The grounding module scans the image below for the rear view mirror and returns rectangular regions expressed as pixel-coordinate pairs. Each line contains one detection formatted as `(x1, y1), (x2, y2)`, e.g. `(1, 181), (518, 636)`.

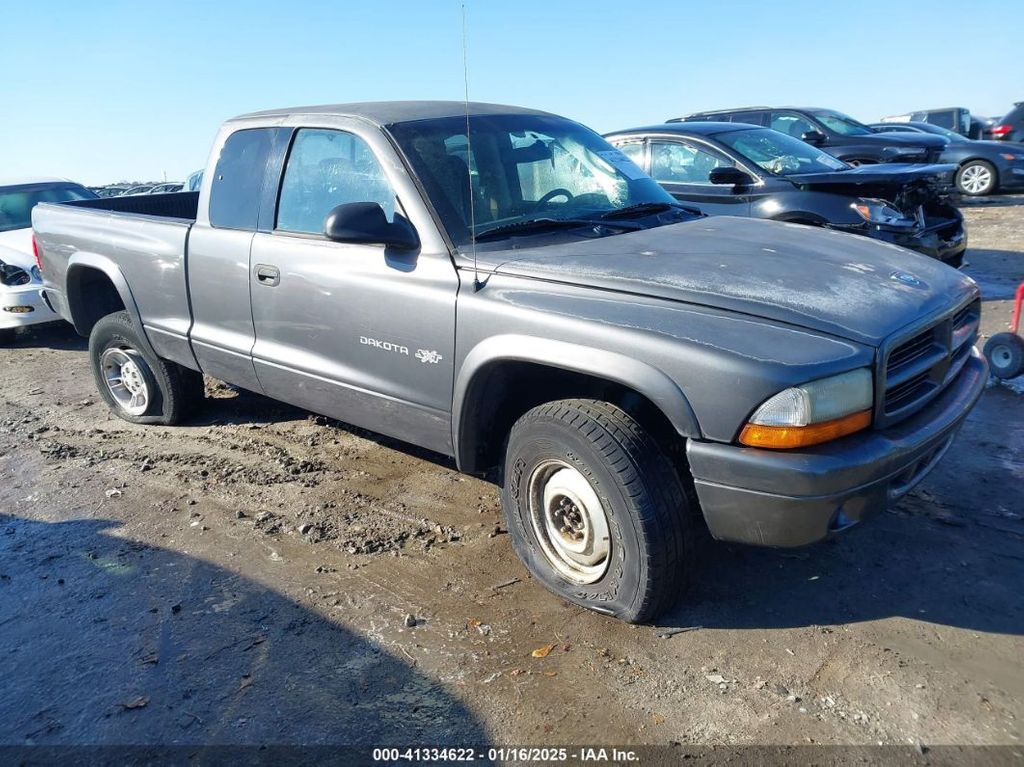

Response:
(801, 130), (827, 146)
(324, 203), (419, 250)
(708, 167), (753, 187)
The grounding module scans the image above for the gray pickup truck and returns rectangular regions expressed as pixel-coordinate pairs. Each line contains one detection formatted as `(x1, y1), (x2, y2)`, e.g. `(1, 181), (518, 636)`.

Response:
(33, 102), (988, 622)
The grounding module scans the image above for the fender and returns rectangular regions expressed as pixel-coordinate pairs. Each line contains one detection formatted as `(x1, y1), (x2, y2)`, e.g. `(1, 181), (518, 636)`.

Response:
(65, 252), (160, 359)
(452, 334), (702, 468)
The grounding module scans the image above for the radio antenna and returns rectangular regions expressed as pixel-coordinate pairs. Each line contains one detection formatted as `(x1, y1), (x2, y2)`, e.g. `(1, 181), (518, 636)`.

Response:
(461, 1), (481, 289)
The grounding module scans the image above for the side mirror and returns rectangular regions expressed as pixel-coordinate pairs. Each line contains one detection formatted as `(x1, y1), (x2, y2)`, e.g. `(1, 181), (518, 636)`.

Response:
(801, 130), (827, 146)
(708, 166), (754, 187)
(324, 202), (419, 250)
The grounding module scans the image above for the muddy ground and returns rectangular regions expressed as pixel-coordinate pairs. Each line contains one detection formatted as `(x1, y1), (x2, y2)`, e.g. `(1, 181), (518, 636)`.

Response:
(1, 200), (1022, 753)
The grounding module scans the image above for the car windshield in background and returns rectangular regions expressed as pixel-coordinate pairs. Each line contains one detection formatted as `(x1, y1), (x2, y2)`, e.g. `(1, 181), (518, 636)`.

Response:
(811, 111), (873, 136)
(388, 114), (678, 245)
(717, 128), (849, 176)
(0, 184), (96, 232)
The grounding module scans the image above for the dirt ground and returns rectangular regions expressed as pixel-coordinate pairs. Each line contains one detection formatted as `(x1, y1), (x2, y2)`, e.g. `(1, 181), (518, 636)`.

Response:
(1, 200), (1022, 753)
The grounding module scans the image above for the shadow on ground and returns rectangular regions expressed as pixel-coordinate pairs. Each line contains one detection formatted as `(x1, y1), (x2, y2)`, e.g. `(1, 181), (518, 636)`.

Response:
(0, 514), (488, 746)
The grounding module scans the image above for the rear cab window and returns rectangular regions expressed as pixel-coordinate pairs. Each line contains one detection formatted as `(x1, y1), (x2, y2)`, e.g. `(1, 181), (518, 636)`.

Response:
(208, 127), (290, 230)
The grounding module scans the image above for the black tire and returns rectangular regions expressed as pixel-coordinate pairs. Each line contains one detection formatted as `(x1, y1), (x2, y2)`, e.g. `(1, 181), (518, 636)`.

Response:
(956, 160), (997, 196)
(89, 311), (204, 425)
(501, 399), (695, 623)
(0, 328), (15, 346)
(984, 332), (1024, 380)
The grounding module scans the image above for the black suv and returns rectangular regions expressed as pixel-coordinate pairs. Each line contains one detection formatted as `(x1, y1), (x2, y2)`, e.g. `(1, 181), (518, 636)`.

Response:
(991, 102), (1024, 143)
(674, 107), (947, 166)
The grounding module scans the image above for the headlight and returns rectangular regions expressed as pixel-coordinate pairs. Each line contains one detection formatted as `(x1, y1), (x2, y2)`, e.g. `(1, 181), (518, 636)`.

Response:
(739, 368), (873, 449)
(0, 263), (31, 287)
(851, 199), (914, 227)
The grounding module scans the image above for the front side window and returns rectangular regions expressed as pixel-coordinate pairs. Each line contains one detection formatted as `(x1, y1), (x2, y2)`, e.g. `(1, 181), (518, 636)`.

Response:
(389, 114), (674, 246)
(0, 184), (95, 232)
(276, 129), (396, 235)
(649, 141), (733, 184)
(770, 112), (818, 140)
(209, 128), (282, 230)
(716, 128), (848, 176)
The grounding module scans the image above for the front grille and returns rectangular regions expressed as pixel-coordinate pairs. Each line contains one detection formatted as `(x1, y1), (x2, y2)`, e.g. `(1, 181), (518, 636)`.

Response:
(880, 299), (980, 424)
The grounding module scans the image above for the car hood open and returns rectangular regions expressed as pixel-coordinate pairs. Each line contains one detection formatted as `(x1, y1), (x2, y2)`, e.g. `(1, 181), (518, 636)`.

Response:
(476, 216), (977, 346)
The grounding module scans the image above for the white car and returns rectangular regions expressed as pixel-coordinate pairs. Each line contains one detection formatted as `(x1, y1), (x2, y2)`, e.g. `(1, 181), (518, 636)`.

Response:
(0, 178), (97, 344)
(0, 243), (55, 344)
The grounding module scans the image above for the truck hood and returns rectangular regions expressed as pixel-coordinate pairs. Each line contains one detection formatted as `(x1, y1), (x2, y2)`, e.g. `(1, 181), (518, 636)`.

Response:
(786, 162), (956, 188)
(479, 217), (977, 346)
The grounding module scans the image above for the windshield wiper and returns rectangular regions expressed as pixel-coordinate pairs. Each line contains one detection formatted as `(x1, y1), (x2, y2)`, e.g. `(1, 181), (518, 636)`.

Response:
(598, 201), (690, 220)
(474, 217), (640, 241)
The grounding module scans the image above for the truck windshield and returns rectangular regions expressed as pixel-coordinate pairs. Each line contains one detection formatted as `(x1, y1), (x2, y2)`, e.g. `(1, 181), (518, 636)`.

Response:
(718, 128), (849, 176)
(0, 184), (97, 232)
(388, 114), (678, 246)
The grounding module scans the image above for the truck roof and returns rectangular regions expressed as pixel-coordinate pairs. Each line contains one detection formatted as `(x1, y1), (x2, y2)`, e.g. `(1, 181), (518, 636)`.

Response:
(231, 101), (554, 127)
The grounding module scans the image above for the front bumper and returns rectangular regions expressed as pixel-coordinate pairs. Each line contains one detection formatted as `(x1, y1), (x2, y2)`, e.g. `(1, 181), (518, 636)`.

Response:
(686, 350), (988, 548)
(876, 219), (967, 268)
(0, 284), (58, 330)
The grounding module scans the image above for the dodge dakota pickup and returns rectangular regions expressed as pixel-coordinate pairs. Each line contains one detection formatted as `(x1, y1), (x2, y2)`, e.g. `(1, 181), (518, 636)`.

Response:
(33, 102), (988, 622)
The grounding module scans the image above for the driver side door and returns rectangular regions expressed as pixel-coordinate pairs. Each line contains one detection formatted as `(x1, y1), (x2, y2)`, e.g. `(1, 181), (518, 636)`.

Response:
(248, 126), (458, 454)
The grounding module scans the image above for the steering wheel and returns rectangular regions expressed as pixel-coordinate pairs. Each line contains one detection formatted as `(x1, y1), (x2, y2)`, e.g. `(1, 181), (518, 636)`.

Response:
(532, 188), (574, 211)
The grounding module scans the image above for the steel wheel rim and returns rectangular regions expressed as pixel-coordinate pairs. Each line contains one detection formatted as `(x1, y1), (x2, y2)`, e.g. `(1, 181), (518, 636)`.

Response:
(990, 344), (1013, 370)
(961, 165), (992, 194)
(100, 347), (150, 415)
(527, 460), (611, 584)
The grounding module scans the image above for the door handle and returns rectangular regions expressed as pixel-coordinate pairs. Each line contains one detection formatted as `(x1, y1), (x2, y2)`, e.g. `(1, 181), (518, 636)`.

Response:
(254, 264), (280, 287)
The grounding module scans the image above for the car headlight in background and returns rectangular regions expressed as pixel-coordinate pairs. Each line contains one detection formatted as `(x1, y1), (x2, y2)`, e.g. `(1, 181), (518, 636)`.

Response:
(851, 198), (915, 227)
(0, 263), (31, 287)
(739, 368), (874, 449)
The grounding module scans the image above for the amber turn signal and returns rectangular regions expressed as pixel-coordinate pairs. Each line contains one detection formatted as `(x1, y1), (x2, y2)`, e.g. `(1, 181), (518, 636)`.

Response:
(739, 409), (872, 449)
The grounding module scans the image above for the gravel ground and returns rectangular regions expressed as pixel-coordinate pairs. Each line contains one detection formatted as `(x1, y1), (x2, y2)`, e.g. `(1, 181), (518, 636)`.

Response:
(1, 200), (1022, 752)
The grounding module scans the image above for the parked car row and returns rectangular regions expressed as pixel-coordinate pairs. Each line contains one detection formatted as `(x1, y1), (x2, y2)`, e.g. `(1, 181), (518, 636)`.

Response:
(879, 102), (1024, 143)
(88, 182), (184, 197)
(19, 100), (989, 623)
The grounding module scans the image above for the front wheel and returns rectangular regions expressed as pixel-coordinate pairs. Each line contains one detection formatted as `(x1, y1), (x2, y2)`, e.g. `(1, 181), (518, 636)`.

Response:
(501, 399), (696, 623)
(956, 160), (997, 196)
(89, 311), (204, 425)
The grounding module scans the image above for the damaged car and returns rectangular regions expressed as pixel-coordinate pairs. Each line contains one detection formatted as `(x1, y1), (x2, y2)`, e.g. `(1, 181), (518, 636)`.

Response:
(0, 243), (58, 345)
(606, 122), (967, 267)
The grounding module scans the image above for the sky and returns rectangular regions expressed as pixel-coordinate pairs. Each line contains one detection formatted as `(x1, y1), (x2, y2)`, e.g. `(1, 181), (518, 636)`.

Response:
(2, 0), (1018, 185)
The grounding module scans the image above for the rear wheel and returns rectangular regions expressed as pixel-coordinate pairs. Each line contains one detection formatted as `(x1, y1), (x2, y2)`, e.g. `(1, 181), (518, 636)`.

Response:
(89, 311), (204, 425)
(501, 399), (696, 623)
(984, 332), (1024, 380)
(956, 160), (997, 196)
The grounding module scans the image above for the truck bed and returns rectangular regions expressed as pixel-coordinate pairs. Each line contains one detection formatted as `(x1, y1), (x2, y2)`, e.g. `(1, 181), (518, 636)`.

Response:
(33, 193), (199, 359)
(62, 191), (199, 221)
